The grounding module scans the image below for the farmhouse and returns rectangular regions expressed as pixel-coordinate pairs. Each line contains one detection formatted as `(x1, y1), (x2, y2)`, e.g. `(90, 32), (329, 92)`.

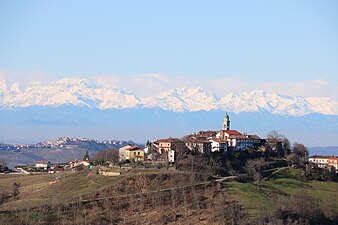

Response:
(309, 155), (330, 168)
(156, 138), (182, 154)
(69, 160), (91, 169)
(125, 146), (145, 162)
(35, 161), (51, 170)
(119, 144), (132, 161)
(309, 155), (338, 172)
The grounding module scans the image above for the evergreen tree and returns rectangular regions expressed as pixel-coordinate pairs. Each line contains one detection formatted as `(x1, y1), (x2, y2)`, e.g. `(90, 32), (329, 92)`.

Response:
(83, 151), (89, 161)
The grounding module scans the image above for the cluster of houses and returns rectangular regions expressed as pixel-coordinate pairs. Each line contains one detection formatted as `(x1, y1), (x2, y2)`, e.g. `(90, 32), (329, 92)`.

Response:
(15, 159), (93, 174)
(18, 114), (337, 174)
(117, 114), (284, 163)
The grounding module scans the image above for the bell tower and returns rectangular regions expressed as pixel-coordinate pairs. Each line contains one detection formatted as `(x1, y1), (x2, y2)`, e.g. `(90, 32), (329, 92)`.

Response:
(222, 113), (230, 130)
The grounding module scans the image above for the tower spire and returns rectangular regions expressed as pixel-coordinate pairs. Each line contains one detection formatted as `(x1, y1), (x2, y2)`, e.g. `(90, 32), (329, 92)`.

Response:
(222, 113), (230, 130)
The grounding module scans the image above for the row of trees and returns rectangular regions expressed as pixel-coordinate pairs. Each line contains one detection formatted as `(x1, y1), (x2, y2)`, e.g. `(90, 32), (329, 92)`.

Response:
(92, 149), (118, 165)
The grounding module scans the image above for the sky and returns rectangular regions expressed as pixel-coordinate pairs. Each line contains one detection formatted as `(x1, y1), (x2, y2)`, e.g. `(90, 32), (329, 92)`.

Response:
(0, 0), (338, 99)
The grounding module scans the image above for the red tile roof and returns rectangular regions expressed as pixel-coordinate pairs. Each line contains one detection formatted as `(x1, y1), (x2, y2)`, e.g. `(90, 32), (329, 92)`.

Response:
(223, 130), (242, 135)
(127, 146), (141, 151)
(310, 155), (338, 159)
(248, 135), (261, 140)
(208, 138), (227, 143)
(228, 135), (249, 139)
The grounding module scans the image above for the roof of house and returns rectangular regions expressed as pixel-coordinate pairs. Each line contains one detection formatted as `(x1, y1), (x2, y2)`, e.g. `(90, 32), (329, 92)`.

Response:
(247, 135), (261, 140)
(186, 139), (211, 144)
(119, 144), (132, 151)
(127, 146), (143, 151)
(223, 130), (242, 135)
(228, 134), (250, 139)
(310, 155), (338, 159)
(208, 137), (227, 143)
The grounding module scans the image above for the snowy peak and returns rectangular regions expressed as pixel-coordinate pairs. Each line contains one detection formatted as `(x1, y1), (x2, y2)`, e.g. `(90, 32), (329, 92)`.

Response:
(155, 86), (218, 112)
(218, 90), (320, 116)
(0, 77), (337, 116)
(0, 77), (141, 109)
(0, 78), (7, 93)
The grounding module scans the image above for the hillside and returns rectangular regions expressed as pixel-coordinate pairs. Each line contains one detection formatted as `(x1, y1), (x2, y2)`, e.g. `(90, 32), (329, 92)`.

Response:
(224, 168), (338, 217)
(0, 167), (337, 224)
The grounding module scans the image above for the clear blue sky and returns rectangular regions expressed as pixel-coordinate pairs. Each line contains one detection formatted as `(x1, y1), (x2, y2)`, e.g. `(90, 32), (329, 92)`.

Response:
(0, 0), (337, 83)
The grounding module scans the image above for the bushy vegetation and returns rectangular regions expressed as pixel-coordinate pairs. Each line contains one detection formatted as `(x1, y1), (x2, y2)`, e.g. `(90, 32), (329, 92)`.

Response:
(224, 168), (338, 224)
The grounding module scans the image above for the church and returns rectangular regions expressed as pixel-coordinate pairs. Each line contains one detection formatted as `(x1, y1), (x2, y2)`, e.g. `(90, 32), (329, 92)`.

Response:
(217, 113), (262, 150)
(222, 113), (230, 130)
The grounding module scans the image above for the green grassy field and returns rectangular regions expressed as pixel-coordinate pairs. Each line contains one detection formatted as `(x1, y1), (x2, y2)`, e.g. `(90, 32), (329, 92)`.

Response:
(1, 167), (337, 220)
(0, 168), (170, 210)
(223, 168), (338, 217)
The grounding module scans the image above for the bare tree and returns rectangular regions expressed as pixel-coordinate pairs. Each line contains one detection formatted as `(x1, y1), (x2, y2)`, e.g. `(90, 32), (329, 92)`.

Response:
(93, 148), (118, 166)
(291, 142), (308, 166)
(267, 130), (291, 155)
(245, 158), (266, 183)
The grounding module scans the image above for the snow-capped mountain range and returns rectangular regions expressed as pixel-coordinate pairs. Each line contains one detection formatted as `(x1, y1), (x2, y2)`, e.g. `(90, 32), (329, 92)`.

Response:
(1, 77), (338, 116)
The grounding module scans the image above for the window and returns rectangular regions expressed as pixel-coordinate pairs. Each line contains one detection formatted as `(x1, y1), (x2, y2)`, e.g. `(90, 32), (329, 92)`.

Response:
(138, 152), (140, 155)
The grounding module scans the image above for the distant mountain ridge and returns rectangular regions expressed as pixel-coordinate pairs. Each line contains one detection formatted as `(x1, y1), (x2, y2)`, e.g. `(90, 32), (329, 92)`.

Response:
(308, 146), (338, 156)
(1, 77), (338, 116)
(1, 106), (338, 146)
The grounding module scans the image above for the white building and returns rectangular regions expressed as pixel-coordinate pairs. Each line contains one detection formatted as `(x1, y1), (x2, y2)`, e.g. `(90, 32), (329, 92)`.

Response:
(69, 160), (91, 169)
(208, 138), (227, 152)
(168, 150), (175, 163)
(308, 156), (330, 168)
(119, 145), (132, 161)
(35, 161), (51, 170)
(309, 155), (338, 172)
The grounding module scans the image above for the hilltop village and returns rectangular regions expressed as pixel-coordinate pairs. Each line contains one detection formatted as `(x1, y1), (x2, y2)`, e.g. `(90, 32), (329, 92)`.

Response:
(121, 114), (277, 162)
(7, 114), (337, 177)
(1, 114), (337, 225)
